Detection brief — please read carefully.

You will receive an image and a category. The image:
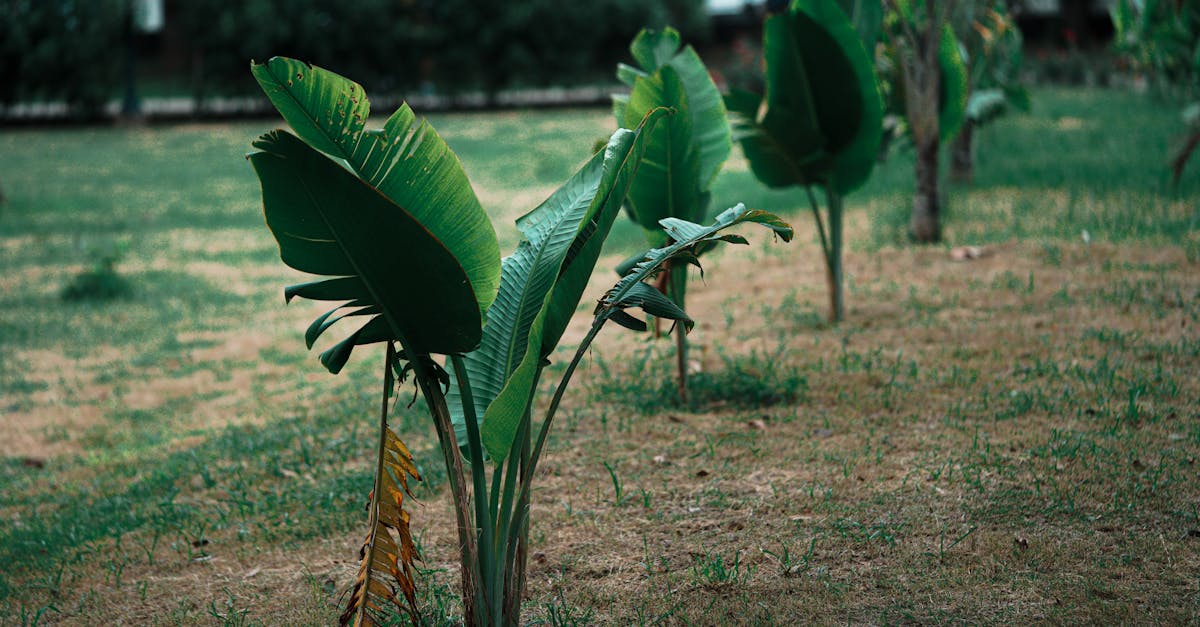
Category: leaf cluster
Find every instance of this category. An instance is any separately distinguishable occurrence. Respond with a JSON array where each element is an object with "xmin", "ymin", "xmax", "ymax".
[
  {"xmin": 1112, "ymin": 0, "xmax": 1200, "ymax": 96},
  {"xmin": 248, "ymin": 53, "xmax": 790, "ymax": 625},
  {"xmin": 613, "ymin": 27, "xmax": 732, "ymax": 241},
  {"xmin": 725, "ymin": 0, "xmax": 883, "ymax": 195}
]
